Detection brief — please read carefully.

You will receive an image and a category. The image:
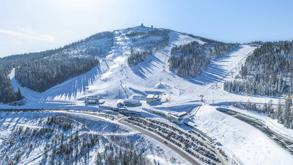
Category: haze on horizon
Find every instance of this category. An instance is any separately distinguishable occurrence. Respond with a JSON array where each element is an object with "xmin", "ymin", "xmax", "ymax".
[{"xmin": 1, "ymin": 0, "xmax": 293, "ymax": 57}]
